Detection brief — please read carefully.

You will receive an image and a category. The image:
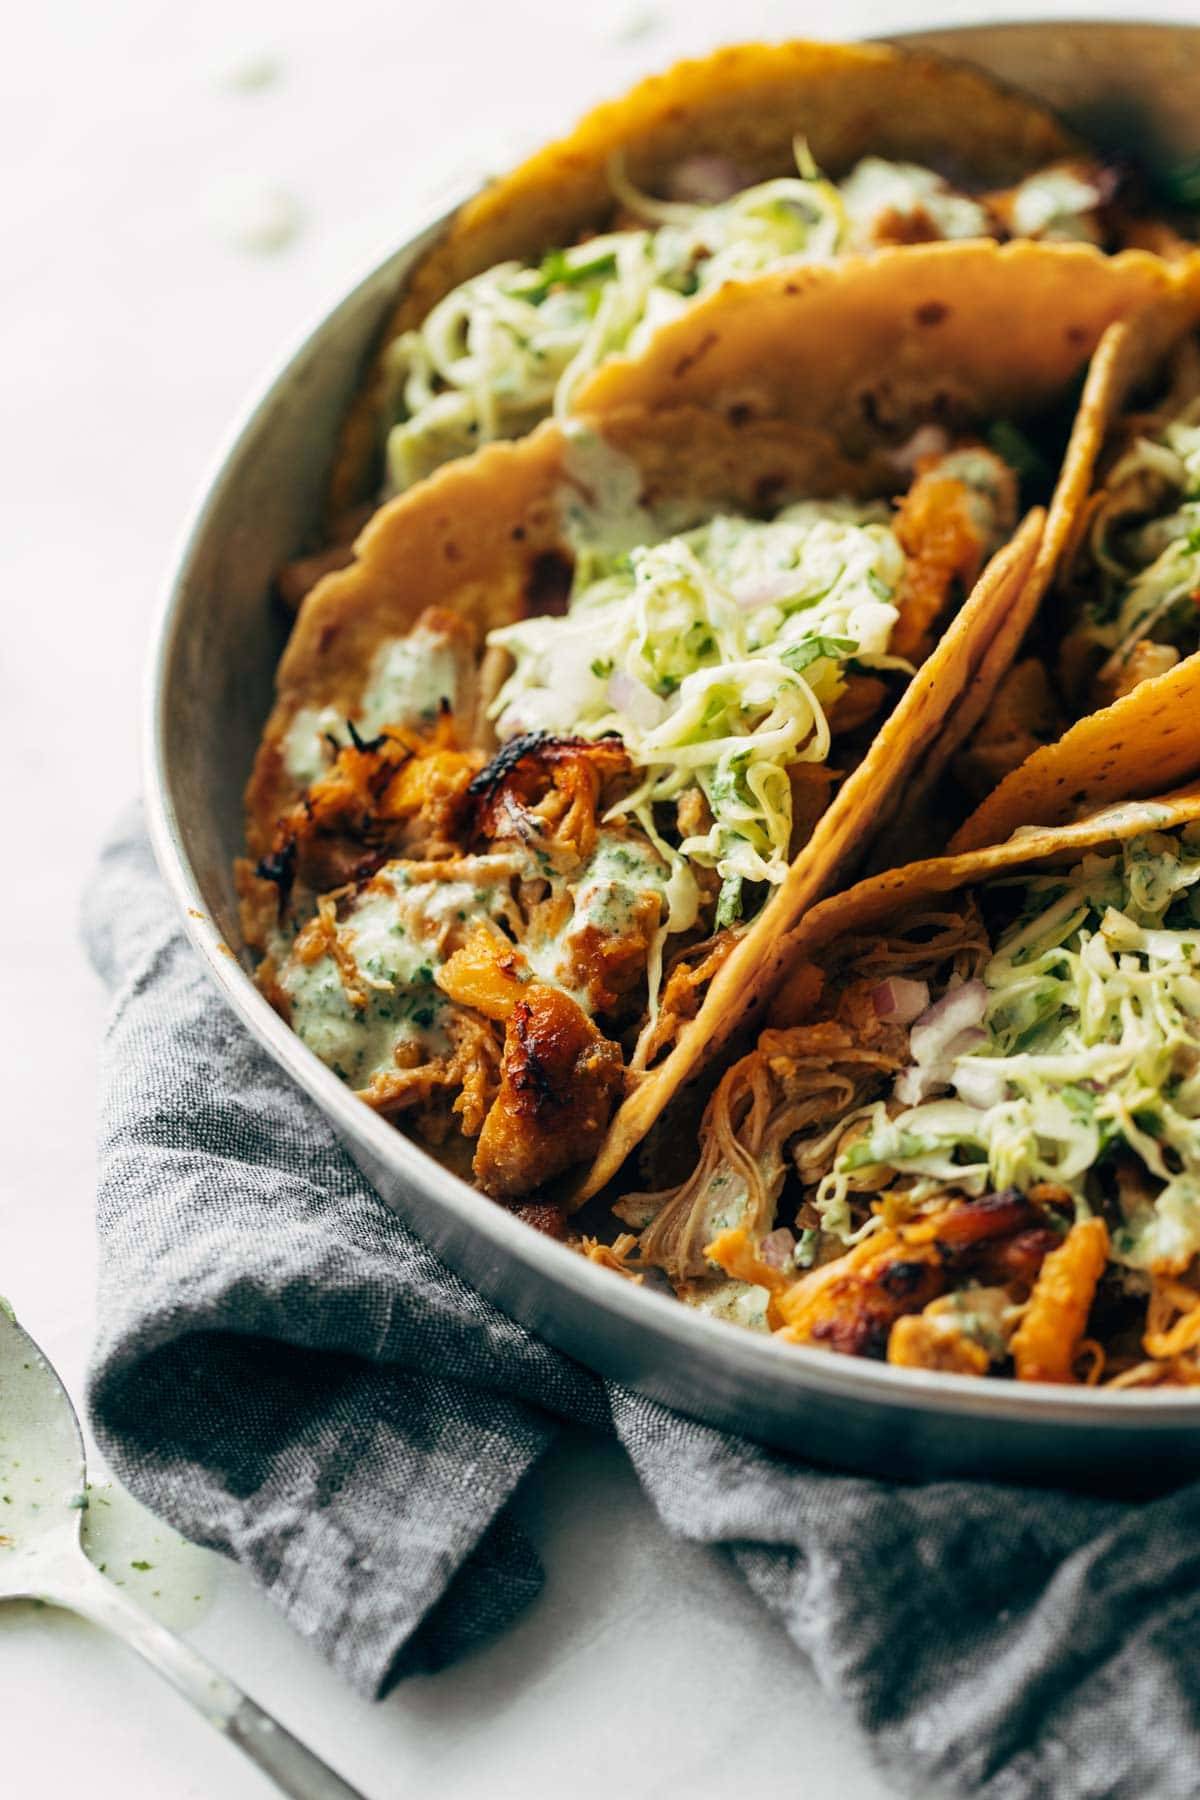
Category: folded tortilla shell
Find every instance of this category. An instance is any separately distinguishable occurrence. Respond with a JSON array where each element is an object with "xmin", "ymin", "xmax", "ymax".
[
  {"xmin": 951, "ymin": 261, "xmax": 1200, "ymax": 854},
  {"xmin": 575, "ymin": 512, "xmax": 1042, "ymax": 1202},
  {"xmin": 330, "ymin": 38, "xmax": 1079, "ymax": 514},
  {"xmin": 864, "ymin": 305, "xmax": 1165, "ymax": 870},
  {"xmin": 573, "ymin": 241, "xmax": 1181, "ymax": 442},
  {"xmin": 949, "ymin": 656, "xmax": 1200, "ymax": 852},
  {"xmin": 791, "ymin": 785, "xmax": 1200, "ymax": 963},
  {"xmin": 257, "ymin": 243, "xmax": 1166, "ymax": 852},
  {"xmin": 247, "ymin": 402, "xmax": 904, "ymax": 855}
]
